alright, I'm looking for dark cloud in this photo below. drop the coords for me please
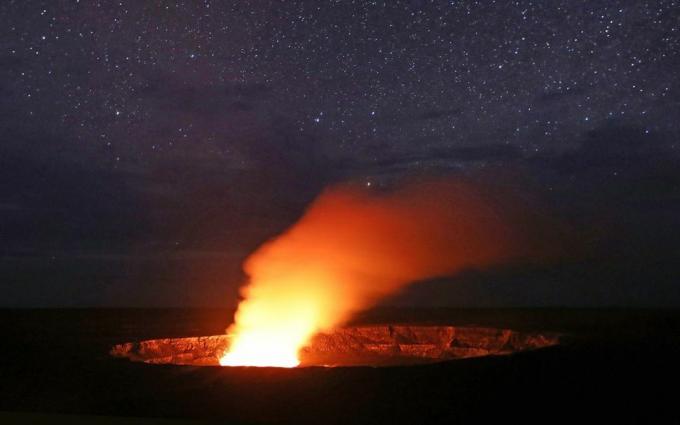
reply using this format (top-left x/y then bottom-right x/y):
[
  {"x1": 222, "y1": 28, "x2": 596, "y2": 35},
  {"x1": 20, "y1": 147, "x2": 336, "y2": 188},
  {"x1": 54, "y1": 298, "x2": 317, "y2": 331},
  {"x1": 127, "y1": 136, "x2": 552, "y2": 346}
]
[
  {"x1": 528, "y1": 123, "x2": 680, "y2": 282},
  {"x1": 349, "y1": 143, "x2": 522, "y2": 177},
  {"x1": 384, "y1": 256, "x2": 680, "y2": 308},
  {"x1": 539, "y1": 123, "x2": 675, "y2": 173}
]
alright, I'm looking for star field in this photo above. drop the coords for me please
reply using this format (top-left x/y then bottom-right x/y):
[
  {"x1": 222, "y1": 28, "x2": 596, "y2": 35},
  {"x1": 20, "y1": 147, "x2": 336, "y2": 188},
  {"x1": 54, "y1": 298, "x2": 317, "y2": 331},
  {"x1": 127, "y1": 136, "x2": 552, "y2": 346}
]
[
  {"x1": 3, "y1": 0, "x2": 679, "y2": 170},
  {"x1": 2, "y1": 0, "x2": 680, "y2": 307}
]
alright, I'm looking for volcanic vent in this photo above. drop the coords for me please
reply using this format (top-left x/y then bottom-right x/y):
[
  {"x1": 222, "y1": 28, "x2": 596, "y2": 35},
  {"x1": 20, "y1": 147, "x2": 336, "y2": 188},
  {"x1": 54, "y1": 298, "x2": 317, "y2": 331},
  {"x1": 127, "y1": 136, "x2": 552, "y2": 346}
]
[
  {"x1": 112, "y1": 178, "x2": 563, "y2": 368},
  {"x1": 216, "y1": 179, "x2": 562, "y2": 367},
  {"x1": 111, "y1": 325, "x2": 559, "y2": 367}
]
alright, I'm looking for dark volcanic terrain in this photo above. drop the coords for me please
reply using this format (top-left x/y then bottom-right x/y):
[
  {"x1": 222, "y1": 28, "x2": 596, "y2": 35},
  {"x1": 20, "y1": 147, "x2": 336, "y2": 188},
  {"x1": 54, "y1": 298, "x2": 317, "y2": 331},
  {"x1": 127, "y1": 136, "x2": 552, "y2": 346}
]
[{"x1": 1, "y1": 308, "x2": 679, "y2": 423}]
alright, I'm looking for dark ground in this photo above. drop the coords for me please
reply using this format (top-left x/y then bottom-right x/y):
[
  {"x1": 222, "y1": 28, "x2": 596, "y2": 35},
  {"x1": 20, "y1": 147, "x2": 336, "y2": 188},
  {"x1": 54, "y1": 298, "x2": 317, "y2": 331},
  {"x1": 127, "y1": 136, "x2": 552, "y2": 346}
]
[{"x1": 1, "y1": 308, "x2": 679, "y2": 424}]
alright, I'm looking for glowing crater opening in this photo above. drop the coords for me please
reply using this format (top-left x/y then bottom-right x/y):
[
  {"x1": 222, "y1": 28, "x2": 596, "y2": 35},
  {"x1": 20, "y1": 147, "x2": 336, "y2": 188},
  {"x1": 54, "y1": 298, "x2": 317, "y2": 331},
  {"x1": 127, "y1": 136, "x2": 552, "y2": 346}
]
[
  {"x1": 111, "y1": 325, "x2": 560, "y2": 368},
  {"x1": 218, "y1": 333, "x2": 300, "y2": 367}
]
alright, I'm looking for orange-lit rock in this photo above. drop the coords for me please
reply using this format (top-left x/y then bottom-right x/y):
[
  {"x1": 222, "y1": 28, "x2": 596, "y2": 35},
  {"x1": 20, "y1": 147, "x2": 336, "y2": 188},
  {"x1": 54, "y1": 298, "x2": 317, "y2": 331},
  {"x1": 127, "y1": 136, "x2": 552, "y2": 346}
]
[{"x1": 111, "y1": 325, "x2": 559, "y2": 367}]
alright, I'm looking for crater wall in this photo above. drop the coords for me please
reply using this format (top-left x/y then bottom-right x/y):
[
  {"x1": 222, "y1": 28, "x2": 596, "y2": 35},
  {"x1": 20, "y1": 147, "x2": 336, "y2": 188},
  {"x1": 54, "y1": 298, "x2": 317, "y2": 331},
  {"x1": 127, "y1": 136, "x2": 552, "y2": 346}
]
[{"x1": 110, "y1": 325, "x2": 560, "y2": 367}]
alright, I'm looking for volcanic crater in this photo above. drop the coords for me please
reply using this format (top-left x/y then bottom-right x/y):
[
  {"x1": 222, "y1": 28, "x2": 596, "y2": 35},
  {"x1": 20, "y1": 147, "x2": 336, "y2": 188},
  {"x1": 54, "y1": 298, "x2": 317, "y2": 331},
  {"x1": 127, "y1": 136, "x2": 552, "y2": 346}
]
[{"x1": 110, "y1": 325, "x2": 560, "y2": 367}]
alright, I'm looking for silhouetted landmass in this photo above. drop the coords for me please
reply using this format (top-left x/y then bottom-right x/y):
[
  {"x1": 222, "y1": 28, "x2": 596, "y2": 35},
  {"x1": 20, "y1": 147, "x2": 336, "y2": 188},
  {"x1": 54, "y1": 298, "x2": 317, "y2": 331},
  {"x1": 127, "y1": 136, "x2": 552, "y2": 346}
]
[{"x1": 1, "y1": 308, "x2": 679, "y2": 423}]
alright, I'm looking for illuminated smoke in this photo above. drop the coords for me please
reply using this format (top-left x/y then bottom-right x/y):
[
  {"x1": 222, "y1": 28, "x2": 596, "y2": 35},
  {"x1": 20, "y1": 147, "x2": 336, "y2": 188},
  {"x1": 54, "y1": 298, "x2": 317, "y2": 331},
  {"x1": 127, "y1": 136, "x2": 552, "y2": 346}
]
[{"x1": 220, "y1": 178, "x2": 553, "y2": 367}]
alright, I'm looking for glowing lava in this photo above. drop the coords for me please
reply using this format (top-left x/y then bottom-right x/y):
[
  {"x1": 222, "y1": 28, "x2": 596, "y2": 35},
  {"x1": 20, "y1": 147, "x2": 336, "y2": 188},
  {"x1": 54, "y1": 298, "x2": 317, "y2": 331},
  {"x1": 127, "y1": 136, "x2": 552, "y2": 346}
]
[
  {"x1": 219, "y1": 178, "x2": 558, "y2": 367},
  {"x1": 219, "y1": 335, "x2": 300, "y2": 367},
  {"x1": 219, "y1": 268, "x2": 341, "y2": 367},
  {"x1": 218, "y1": 289, "x2": 321, "y2": 367}
]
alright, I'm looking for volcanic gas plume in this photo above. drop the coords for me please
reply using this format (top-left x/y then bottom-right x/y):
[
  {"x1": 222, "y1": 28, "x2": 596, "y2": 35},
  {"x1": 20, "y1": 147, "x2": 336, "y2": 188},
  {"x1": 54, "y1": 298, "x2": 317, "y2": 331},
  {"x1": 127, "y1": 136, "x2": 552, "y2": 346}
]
[{"x1": 220, "y1": 179, "x2": 554, "y2": 367}]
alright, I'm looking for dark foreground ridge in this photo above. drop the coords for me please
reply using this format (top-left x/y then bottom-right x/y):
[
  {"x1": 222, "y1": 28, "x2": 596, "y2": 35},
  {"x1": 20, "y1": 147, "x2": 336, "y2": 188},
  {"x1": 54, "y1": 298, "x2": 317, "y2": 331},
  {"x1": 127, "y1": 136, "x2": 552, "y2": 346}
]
[
  {"x1": 1, "y1": 308, "x2": 679, "y2": 423},
  {"x1": 111, "y1": 325, "x2": 559, "y2": 366}
]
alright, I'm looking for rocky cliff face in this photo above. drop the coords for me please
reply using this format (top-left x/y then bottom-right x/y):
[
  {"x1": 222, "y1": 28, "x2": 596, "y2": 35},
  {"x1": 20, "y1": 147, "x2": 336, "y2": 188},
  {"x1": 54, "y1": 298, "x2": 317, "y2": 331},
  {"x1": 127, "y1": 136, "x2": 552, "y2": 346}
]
[
  {"x1": 111, "y1": 335, "x2": 228, "y2": 366},
  {"x1": 110, "y1": 325, "x2": 559, "y2": 367},
  {"x1": 300, "y1": 325, "x2": 559, "y2": 366}
]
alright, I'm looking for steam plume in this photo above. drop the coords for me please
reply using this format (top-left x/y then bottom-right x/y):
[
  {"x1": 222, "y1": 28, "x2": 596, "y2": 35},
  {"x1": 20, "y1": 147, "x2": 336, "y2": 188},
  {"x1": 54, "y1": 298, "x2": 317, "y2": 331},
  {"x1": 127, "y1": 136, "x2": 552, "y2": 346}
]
[{"x1": 220, "y1": 178, "x2": 555, "y2": 366}]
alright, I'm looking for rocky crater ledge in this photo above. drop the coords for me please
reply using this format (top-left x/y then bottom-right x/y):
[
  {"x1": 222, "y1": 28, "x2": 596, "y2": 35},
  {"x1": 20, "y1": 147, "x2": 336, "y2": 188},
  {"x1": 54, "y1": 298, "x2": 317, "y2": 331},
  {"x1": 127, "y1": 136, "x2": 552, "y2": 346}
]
[{"x1": 110, "y1": 325, "x2": 560, "y2": 367}]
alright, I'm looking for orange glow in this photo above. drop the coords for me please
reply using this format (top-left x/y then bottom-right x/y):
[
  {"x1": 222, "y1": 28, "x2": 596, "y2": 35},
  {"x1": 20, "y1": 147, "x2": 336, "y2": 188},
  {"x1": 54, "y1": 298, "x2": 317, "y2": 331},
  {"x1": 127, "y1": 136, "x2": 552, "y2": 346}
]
[{"x1": 220, "y1": 178, "x2": 549, "y2": 367}]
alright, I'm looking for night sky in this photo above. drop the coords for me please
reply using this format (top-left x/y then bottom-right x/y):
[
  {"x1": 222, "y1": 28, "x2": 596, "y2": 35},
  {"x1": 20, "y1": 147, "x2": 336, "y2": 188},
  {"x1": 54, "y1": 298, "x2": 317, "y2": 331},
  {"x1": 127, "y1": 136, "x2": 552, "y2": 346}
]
[{"x1": 2, "y1": 0, "x2": 679, "y2": 307}]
